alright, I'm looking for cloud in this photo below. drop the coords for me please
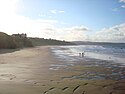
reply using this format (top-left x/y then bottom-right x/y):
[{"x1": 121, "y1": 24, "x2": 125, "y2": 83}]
[
  {"x1": 90, "y1": 23, "x2": 125, "y2": 43},
  {"x1": 0, "y1": 0, "x2": 59, "y2": 38},
  {"x1": 57, "y1": 24, "x2": 125, "y2": 42},
  {"x1": 41, "y1": 25, "x2": 89, "y2": 41},
  {"x1": 0, "y1": 14, "x2": 58, "y2": 38},
  {"x1": 119, "y1": 0, "x2": 125, "y2": 3},
  {"x1": 66, "y1": 26, "x2": 89, "y2": 31},
  {"x1": 1, "y1": 0, "x2": 125, "y2": 43},
  {"x1": 59, "y1": 26, "x2": 89, "y2": 41},
  {"x1": 38, "y1": 13, "x2": 46, "y2": 17},
  {"x1": 119, "y1": 0, "x2": 125, "y2": 9},
  {"x1": 0, "y1": 0, "x2": 89, "y2": 41},
  {"x1": 121, "y1": 5, "x2": 125, "y2": 8},
  {"x1": 65, "y1": 26, "x2": 89, "y2": 41},
  {"x1": 50, "y1": 10, "x2": 57, "y2": 14},
  {"x1": 50, "y1": 9, "x2": 65, "y2": 14},
  {"x1": 0, "y1": 0, "x2": 19, "y2": 11},
  {"x1": 59, "y1": 10, "x2": 65, "y2": 13}
]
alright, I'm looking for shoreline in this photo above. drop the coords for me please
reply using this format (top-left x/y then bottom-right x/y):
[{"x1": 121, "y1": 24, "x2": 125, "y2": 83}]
[
  {"x1": 0, "y1": 48, "x2": 21, "y2": 54},
  {"x1": 0, "y1": 46, "x2": 125, "y2": 94}
]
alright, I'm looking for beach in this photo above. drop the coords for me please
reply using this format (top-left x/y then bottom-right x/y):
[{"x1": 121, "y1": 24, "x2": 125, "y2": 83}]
[{"x1": 0, "y1": 46, "x2": 125, "y2": 94}]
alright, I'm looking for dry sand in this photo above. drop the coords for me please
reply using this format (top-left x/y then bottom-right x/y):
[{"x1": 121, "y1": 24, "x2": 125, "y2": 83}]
[{"x1": 0, "y1": 46, "x2": 125, "y2": 94}]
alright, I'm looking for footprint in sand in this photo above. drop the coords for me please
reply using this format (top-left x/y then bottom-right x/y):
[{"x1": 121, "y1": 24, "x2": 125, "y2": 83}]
[
  {"x1": 62, "y1": 87, "x2": 69, "y2": 91},
  {"x1": 73, "y1": 85, "x2": 86, "y2": 94},
  {"x1": 25, "y1": 79, "x2": 38, "y2": 85},
  {"x1": 0, "y1": 74, "x2": 16, "y2": 80}
]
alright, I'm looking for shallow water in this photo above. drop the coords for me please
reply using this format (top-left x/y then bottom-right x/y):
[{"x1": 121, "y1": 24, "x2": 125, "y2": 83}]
[
  {"x1": 50, "y1": 45, "x2": 125, "y2": 80},
  {"x1": 51, "y1": 44, "x2": 125, "y2": 64}
]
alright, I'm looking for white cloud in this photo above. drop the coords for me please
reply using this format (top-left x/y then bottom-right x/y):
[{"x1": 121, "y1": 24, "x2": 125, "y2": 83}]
[
  {"x1": 0, "y1": 14, "x2": 58, "y2": 38},
  {"x1": 41, "y1": 25, "x2": 89, "y2": 41},
  {"x1": 57, "y1": 26, "x2": 89, "y2": 41},
  {"x1": 62, "y1": 26, "x2": 88, "y2": 41},
  {"x1": 0, "y1": 0, "x2": 88, "y2": 41},
  {"x1": 113, "y1": 0, "x2": 125, "y2": 11},
  {"x1": 50, "y1": 9, "x2": 65, "y2": 14},
  {"x1": 0, "y1": 0, "x2": 58, "y2": 38},
  {"x1": 119, "y1": 0, "x2": 125, "y2": 3},
  {"x1": 0, "y1": 0, "x2": 125, "y2": 43},
  {"x1": 50, "y1": 10, "x2": 56, "y2": 14},
  {"x1": 0, "y1": 0, "x2": 19, "y2": 13},
  {"x1": 66, "y1": 26, "x2": 89, "y2": 31},
  {"x1": 58, "y1": 23, "x2": 125, "y2": 42},
  {"x1": 38, "y1": 14, "x2": 46, "y2": 17},
  {"x1": 59, "y1": 10, "x2": 65, "y2": 13},
  {"x1": 119, "y1": 0, "x2": 125, "y2": 8},
  {"x1": 90, "y1": 23, "x2": 125, "y2": 43},
  {"x1": 121, "y1": 5, "x2": 125, "y2": 8}
]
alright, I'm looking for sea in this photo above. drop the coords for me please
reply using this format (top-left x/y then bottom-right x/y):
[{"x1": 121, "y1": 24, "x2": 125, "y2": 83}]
[{"x1": 50, "y1": 43, "x2": 125, "y2": 80}]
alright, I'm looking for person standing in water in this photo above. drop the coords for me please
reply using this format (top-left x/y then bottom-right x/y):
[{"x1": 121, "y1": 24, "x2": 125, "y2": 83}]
[
  {"x1": 82, "y1": 52, "x2": 84, "y2": 57},
  {"x1": 79, "y1": 52, "x2": 85, "y2": 57}
]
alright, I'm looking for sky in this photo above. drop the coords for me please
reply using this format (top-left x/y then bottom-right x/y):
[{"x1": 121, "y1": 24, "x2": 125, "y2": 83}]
[{"x1": 0, "y1": 0, "x2": 125, "y2": 43}]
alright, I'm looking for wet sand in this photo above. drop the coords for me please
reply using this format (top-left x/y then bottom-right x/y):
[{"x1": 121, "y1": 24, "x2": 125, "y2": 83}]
[{"x1": 0, "y1": 46, "x2": 125, "y2": 94}]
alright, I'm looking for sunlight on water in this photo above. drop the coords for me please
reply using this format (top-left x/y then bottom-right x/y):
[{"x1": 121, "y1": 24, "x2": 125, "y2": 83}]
[{"x1": 50, "y1": 44, "x2": 125, "y2": 80}]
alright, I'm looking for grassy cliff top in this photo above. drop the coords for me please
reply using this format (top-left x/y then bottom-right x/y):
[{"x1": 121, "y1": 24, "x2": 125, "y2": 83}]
[
  {"x1": 0, "y1": 32, "x2": 74, "y2": 49},
  {"x1": 29, "y1": 37, "x2": 75, "y2": 46}
]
